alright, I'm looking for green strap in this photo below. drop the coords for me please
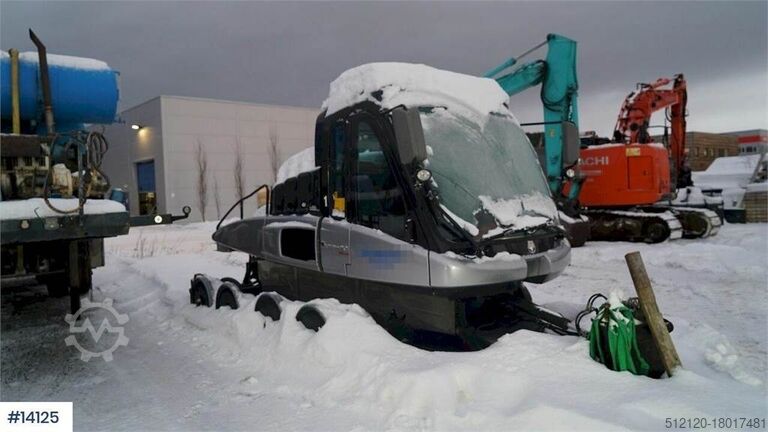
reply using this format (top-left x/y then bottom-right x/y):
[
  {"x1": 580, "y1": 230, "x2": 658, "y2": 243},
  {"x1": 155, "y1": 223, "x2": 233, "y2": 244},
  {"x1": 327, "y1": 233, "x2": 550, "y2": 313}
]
[{"x1": 588, "y1": 305, "x2": 650, "y2": 376}]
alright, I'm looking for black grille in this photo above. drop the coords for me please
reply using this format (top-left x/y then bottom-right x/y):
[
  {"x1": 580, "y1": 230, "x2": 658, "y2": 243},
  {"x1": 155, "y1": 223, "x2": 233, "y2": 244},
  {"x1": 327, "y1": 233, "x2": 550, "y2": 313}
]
[{"x1": 482, "y1": 234, "x2": 560, "y2": 257}]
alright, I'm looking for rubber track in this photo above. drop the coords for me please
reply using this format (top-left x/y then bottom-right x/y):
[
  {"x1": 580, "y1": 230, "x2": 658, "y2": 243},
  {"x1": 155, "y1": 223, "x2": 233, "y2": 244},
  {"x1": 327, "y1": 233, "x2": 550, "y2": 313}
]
[
  {"x1": 667, "y1": 206, "x2": 722, "y2": 239},
  {"x1": 585, "y1": 209, "x2": 683, "y2": 243}
]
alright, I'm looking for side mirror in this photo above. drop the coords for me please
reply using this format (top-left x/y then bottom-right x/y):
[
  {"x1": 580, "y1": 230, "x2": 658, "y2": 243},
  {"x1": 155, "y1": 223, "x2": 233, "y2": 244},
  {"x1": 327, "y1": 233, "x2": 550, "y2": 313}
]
[
  {"x1": 392, "y1": 107, "x2": 428, "y2": 165},
  {"x1": 562, "y1": 121, "x2": 580, "y2": 166}
]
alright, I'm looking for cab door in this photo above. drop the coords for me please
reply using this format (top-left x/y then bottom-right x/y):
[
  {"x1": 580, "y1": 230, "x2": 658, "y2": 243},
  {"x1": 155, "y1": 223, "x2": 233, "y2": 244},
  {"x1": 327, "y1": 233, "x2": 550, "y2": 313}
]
[
  {"x1": 346, "y1": 115, "x2": 429, "y2": 286},
  {"x1": 319, "y1": 120, "x2": 351, "y2": 276}
]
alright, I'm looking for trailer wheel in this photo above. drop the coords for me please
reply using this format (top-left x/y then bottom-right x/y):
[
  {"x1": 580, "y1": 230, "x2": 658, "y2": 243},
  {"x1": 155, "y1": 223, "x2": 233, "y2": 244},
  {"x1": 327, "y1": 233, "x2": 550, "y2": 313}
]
[
  {"x1": 215, "y1": 282, "x2": 240, "y2": 310},
  {"x1": 189, "y1": 275, "x2": 214, "y2": 307},
  {"x1": 255, "y1": 293, "x2": 282, "y2": 322},
  {"x1": 296, "y1": 304, "x2": 325, "y2": 332}
]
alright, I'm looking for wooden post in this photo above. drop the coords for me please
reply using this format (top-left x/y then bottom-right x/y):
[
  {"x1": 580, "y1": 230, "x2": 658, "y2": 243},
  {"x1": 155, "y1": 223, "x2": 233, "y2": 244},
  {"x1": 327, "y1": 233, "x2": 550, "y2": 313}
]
[{"x1": 625, "y1": 251, "x2": 682, "y2": 376}]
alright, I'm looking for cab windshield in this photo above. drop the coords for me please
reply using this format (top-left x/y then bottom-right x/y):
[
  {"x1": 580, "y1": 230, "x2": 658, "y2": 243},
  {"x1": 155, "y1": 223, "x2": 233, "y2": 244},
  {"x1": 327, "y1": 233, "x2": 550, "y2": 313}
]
[{"x1": 419, "y1": 107, "x2": 556, "y2": 236}]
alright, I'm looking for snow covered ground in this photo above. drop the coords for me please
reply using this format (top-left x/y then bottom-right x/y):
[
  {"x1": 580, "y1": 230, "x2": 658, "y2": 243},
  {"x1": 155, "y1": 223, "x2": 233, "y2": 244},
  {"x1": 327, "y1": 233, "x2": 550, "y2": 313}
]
[{"x1": 2, "y1": 222, "x2": 767, "y2": 431}]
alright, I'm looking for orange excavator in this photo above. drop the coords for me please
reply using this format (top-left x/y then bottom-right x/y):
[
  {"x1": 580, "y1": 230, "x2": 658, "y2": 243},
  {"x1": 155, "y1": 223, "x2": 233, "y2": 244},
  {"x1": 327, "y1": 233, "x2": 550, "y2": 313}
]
[{"x1": 576, "y1": 74, "x2": 722, "y2": 243}]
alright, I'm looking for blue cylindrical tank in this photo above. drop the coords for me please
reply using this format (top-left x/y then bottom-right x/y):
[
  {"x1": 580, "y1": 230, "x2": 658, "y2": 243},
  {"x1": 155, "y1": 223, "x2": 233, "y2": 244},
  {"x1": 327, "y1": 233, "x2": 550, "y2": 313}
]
[{"x1": 1, "y1": 51, "x2": 119, "y2": 125}]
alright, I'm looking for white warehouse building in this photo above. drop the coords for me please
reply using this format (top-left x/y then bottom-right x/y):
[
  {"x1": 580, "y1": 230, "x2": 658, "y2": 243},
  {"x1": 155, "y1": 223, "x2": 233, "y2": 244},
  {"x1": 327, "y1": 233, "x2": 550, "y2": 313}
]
[{"x1": 102, "y1": 96, "x2": 319, "y2": 222}]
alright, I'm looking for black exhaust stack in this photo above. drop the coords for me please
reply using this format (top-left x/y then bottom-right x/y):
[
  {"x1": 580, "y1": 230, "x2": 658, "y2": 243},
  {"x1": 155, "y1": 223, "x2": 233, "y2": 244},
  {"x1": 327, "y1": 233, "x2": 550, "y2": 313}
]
[{"x1": 29, "y1": 29, "x2": 55, "y2": 134}]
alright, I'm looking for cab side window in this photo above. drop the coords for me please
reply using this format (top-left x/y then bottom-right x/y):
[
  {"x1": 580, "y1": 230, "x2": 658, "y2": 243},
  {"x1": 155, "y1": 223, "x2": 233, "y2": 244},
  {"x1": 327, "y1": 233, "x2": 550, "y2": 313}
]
[{"x1": 352, "y1": 120, "x2": 407, "y2": 240}]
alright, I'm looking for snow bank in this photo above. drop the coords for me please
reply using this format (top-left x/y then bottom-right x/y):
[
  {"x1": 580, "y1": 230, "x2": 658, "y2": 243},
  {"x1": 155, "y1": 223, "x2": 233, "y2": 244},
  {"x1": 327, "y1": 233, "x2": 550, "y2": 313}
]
[
  {"x1": 275, "y1": 146, "x2": 316, "y2": 185},
  {"x1": 0, "y1": 198, "x2": 126, "y2": 220},
  {"x1": 322, "y1": 63, "x2": 510, "y2": 123},
  {"x1": 4, "y1": 222, "x2": 765, "y2": 430},
  {"x1": 8, "y1": 51, "x2": 112, "y2": 71},
  {"x1": 687, "y1": 324, "x2": 764, "y2": 387},
  {"x1": 162, "y1": 291, "x2": 764, "y2": 430}
]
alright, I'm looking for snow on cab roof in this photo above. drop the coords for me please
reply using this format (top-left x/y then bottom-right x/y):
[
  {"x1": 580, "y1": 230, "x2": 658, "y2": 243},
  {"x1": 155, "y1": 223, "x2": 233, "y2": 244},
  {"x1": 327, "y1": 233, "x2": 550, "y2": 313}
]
[
  {"x1": 321, "y1": 63, "x2": 510, "y2": 122},
  {"x1": 702, "y1": 154, "x2": 762, "y2": 175},
  {"x1": 693, "y1": 154, "x2": 764, "y2": 189},
  {"x1": 1, "y1": 51, "x2": 111, "y2": 71},
  {"x1": 275, "y1": 146, "x2": 316, "y2": 185}
]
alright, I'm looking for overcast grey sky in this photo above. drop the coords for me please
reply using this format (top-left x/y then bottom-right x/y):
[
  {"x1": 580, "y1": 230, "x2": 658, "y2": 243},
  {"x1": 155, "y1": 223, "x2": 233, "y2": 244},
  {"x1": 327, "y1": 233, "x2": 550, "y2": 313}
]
[{"x1": 2, "y1": 1, "x2": 766, "y2": 135}]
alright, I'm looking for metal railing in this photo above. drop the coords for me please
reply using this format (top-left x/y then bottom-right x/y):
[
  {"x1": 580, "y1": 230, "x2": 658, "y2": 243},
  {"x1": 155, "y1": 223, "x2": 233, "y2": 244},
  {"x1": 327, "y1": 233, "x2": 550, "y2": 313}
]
[{"x1": 217, "y1": 184, "x2": 270, "y2": 230}]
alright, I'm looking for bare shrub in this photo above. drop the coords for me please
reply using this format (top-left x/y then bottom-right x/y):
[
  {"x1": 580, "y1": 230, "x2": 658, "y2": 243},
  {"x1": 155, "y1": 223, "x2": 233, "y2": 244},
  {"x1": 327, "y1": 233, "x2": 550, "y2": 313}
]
[
  {"x1": 196, "y1": 139, "x2": 208, "y2": 221},
  {"x1": 233, "y1": 138, "x2": 245, "y2": 201},
  {"x1": 268, "y1": 126, "x2": 281, "y2": 184},
  {"x1": 134, "y1": 232, "x2": 158, "y2": 259},
  {"x1": 213, "y1": 173, "x2": 222, "y2": 219}
]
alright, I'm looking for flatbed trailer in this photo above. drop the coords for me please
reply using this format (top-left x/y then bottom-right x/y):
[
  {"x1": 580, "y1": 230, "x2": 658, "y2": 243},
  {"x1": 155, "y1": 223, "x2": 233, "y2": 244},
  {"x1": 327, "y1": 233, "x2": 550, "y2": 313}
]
[
  {"x1": 1, "y1": 207, "x2": 128, "y2": 313},
  {"x1": 1, "y1": 203, "x2": 190, "y2": 314}
]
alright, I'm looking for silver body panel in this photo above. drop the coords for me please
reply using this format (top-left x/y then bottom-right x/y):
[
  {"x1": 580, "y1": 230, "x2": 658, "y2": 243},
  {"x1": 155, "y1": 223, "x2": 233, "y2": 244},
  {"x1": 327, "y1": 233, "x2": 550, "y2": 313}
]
[
  {"x1": 319, "y1": 217, "x2": 349, "y2": 275},
  {"x1": 348, "y1": 222, "x2": 429, "y2": 287},
  {"x1": 213, "y1": 214, "x2": 570, "y2": 289},
  {"x1": 428, "y1": 238, "x2": 570, "y2": 288}
]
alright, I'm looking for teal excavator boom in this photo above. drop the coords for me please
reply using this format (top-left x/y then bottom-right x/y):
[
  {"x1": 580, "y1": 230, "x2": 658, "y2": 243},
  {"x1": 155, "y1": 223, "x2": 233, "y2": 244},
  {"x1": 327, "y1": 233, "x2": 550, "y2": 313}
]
[{"x1": 485, "y1": 33, "x2": 590, "y2": 246}]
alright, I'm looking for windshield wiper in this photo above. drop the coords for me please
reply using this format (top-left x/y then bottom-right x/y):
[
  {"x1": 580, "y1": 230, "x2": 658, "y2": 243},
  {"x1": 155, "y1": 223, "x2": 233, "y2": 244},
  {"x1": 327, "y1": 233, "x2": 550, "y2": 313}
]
[
  {"x1": 437, "y1": 205, "x2": 479, "y2": 252},
  {"x1": 480, "y1": 221, "x2": 556, "y2": 242}
]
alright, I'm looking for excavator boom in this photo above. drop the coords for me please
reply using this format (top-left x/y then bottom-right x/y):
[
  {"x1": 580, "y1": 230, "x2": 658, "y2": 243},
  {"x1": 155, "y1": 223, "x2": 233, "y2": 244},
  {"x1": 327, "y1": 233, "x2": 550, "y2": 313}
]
[
  {"x1": 485, "y1": 34, "x2": 579, "y2": 198},
  {"x1": 613, "y1": 74, "x2": 688, "y2": 187},
  {"x1": 485, "y1": 34, "x2": 589, "y2": 246}
]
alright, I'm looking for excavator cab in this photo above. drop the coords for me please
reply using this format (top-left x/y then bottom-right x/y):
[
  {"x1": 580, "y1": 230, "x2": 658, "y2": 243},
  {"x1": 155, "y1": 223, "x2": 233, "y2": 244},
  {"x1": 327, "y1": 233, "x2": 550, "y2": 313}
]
[{"x1": 307, "y1": 101, "x2": 569, "y2": 262}]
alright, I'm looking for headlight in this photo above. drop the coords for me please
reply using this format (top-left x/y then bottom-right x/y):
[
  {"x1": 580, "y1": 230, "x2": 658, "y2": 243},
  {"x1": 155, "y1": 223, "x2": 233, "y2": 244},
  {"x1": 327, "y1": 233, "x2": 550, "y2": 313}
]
[
  {"x1": 416, "y1": 169, "x2": 432, "y2": 182},
  {"x1": 565, "y1": 168, "x2": 576, "y2": 179}
]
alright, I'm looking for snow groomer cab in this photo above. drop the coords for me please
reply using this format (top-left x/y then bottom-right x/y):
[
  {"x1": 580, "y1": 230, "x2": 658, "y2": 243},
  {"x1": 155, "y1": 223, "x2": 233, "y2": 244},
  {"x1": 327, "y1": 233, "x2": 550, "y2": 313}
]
[{"x1": 211, "y1": 63, "x2": 579, "y2": 349}]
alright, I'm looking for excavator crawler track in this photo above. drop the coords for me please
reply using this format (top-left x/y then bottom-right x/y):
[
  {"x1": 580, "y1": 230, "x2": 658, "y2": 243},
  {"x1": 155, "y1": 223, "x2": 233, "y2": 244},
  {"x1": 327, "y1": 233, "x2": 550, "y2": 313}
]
[
  {"x1": 585, "y1": 209, "x2": 683, "y2": 243},
  {"x1": 665, "y1": 206, "x2": 722, "y2": 239}
]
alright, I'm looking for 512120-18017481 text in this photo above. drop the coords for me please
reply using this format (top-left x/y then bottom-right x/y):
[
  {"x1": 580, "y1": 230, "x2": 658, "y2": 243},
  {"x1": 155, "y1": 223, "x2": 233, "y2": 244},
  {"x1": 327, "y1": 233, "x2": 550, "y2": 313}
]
[{"x1": 665, "y1": 417, "x2": 766, "y2": 429}]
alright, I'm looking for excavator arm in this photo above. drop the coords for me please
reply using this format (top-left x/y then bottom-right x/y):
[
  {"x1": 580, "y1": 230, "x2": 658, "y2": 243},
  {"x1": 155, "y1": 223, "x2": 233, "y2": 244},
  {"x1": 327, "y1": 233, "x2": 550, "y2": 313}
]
[
  {"x1": 613, "y1": 74, "x2": 688, "y2": 188},
  {"x1": 485, "y1": 34, "x2": 590, "y2": 246},
  {"x1": 485, "y1": 33, "x2": 580, "y2": 200}
]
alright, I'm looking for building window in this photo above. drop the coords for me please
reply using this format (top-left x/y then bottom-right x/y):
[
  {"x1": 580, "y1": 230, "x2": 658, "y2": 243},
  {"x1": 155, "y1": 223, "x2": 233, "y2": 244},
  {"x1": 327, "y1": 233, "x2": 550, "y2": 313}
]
[
  {"x1": 694, "y1": 147, "x2": 699, "y2": 157},
  {"x1": 718, "y1": 148, "x2": 726, "y2": 157},
  {"x1": 136, "y1": 160, "x2": 156, "y2": 215}
]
